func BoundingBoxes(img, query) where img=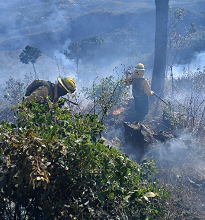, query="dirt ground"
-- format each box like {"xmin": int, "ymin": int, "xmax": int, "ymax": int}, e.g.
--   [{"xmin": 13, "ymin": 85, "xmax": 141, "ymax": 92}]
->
[{"xmin": 103, "ymin": 98, "xmax": 205, "ymax": 219}]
